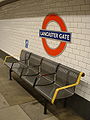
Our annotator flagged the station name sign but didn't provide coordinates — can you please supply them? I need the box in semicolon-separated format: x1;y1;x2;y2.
39;29;71;42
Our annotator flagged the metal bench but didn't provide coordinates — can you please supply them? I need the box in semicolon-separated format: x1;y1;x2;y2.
33;64;85;114
4;51;85;115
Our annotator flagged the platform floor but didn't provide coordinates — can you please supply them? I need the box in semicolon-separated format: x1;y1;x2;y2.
0;58;85;120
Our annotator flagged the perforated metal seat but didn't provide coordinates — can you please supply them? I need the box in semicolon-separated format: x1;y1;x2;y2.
21;75;37;86
40;58;58;73
11;50;31;76
35;80;73;101
21;53;42;86
4;50;31;79
33;58;59;98
39;58;59;80
28;53;43;73
12;63;26;76
22;57;58;87
35;64;84;103
34;77;58;100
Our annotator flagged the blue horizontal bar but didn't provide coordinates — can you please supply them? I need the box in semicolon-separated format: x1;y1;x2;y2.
39;30;71;42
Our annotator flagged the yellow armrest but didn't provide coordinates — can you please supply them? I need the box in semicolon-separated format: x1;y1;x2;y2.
51;72;84;104
3;55;19;64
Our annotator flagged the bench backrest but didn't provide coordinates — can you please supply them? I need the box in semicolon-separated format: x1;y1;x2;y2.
40;58;59;80
20;50;31;65
29;53;42;71
56;64;80;92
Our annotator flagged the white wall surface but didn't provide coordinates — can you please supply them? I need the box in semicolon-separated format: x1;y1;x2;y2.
0;0;90;101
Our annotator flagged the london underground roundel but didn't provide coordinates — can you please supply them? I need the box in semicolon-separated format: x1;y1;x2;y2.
39;14;71;56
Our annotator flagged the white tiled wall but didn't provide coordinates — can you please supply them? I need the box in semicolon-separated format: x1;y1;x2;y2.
0;0;90;101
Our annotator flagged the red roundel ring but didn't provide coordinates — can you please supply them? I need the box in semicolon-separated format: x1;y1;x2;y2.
42;14;67;56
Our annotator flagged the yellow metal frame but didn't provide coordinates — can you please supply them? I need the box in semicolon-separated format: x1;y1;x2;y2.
51;72;84;104
3;55;19;64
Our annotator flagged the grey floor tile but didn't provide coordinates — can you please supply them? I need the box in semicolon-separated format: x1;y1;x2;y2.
0;80;35;105
46;102;84;120
0;60;35;105
55;109;85;120
0;105;31;120
20;100;53;120
0;93;9;109
43;116;59;120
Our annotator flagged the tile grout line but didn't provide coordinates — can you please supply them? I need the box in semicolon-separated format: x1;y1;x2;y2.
19;104;32;120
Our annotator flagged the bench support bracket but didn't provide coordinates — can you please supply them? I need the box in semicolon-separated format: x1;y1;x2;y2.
9;69;12;80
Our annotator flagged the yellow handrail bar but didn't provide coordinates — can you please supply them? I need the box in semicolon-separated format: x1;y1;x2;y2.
51;72;84;104
3;55;19;64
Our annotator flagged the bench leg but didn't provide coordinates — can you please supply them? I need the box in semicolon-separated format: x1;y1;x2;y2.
44;99;48;114
9;69;12;80
33;78;38;88
64;98;67;108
